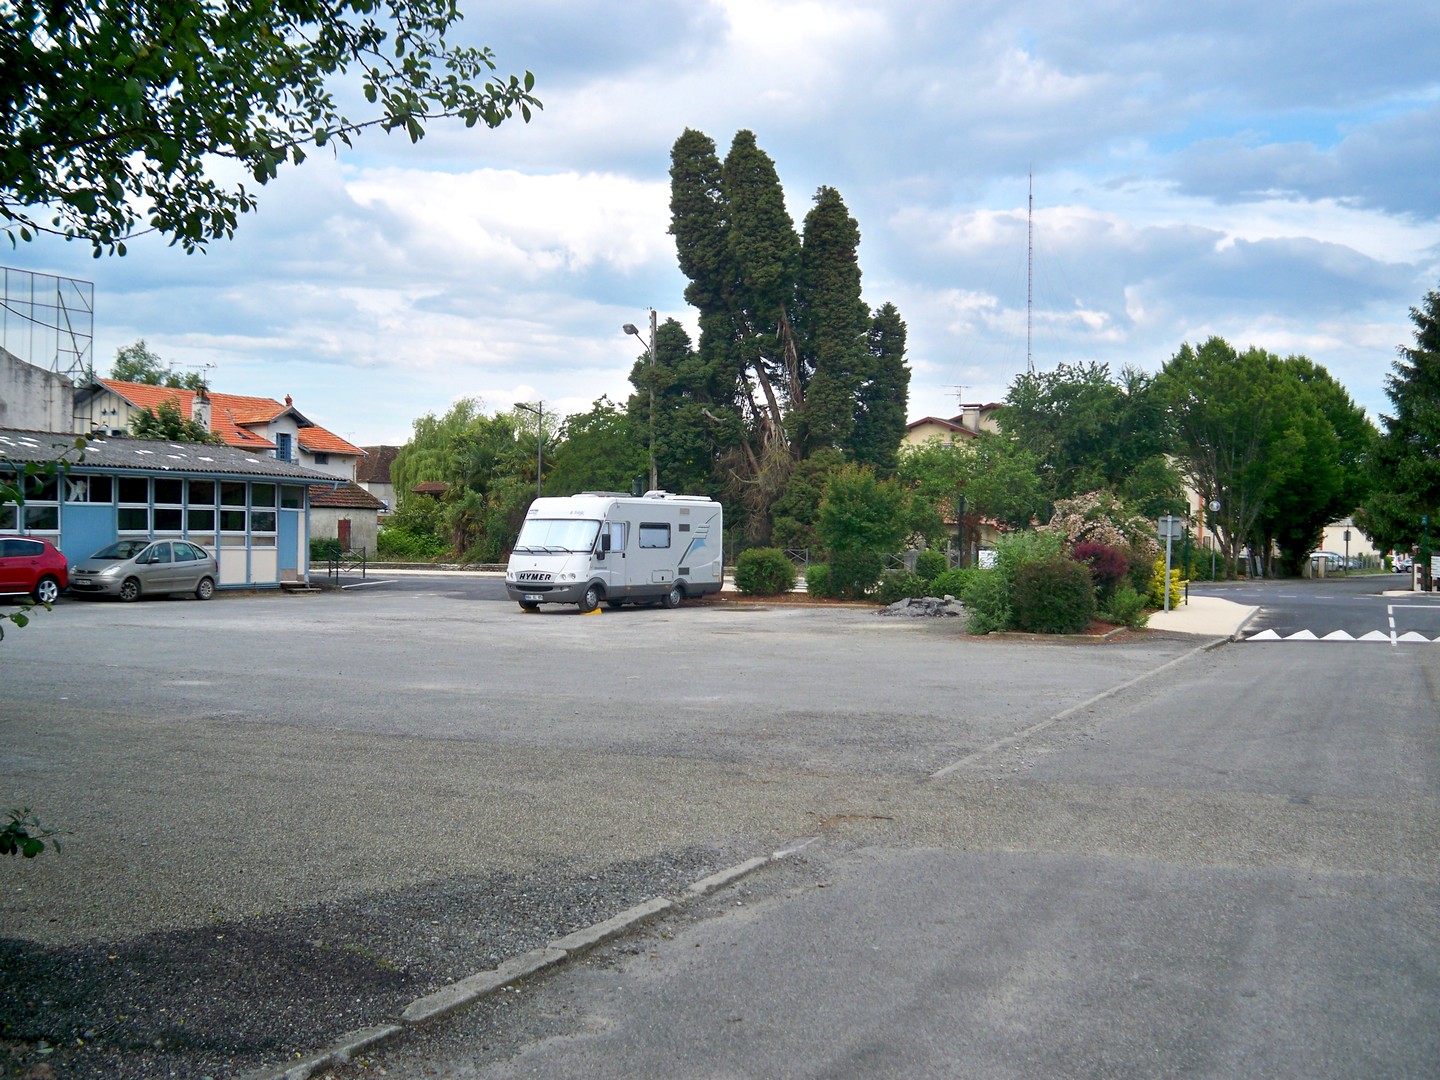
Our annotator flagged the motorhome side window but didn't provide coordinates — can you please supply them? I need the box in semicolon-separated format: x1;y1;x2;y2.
638;523;670;549
607;522;627;551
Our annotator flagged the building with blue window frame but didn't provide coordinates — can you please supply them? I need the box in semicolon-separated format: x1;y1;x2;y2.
1;428;337;589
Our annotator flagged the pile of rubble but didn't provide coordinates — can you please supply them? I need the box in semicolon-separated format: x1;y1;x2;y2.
877;595;966;617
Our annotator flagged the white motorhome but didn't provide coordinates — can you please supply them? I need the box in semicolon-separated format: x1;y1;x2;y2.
505;491;724;612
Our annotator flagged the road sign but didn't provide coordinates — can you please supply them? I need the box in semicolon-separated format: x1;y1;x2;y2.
1157;515;1184;539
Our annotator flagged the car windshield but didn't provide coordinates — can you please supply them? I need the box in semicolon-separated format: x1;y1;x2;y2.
512;518;601;554
89;540;152;560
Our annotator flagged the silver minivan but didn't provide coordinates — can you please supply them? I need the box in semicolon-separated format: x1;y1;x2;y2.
70;539;219;602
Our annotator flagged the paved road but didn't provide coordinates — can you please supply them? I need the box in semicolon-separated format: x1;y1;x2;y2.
1191;576;1440;642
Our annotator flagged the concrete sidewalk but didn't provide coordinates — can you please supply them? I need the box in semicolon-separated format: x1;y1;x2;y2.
1145;594;1258;637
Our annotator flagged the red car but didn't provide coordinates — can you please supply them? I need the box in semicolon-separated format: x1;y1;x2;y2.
0;535;69;604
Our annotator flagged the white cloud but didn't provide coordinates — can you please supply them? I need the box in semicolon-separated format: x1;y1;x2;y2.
6;0;1438;444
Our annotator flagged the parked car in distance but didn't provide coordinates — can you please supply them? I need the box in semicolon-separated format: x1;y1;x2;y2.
1309;550;1343;572
0;535;69;604
70;539;218;602
1392;553;1413;573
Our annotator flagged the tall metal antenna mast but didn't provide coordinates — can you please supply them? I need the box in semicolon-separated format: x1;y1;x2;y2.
1026;170;1034;375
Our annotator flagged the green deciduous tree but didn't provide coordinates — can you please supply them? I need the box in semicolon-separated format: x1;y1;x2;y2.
997;361;1179;511
1359;284;1440;552
2;0;538;252
546;397;647;496
817;464;911;596
130;399;224;444
1157;337;1369;574
389;398;533;561
1256;357;1375;573
110;340;207;390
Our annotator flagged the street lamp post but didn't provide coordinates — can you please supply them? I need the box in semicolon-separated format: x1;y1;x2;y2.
623;309;658;492
514;401;544;498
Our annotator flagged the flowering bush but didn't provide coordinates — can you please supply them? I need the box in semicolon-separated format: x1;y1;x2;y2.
1071;541;1131;600
1044;491;1159;565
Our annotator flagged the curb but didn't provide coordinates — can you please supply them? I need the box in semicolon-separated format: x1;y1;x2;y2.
247;838;818;1080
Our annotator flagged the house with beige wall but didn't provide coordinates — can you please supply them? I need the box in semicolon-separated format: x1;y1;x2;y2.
73;379;366;481
902;403;1003;448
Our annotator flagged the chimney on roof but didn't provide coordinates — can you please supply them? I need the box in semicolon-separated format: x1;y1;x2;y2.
192;387;211;430
285;394;293;407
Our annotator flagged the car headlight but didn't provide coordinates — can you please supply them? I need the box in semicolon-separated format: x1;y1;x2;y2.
100;565;121;577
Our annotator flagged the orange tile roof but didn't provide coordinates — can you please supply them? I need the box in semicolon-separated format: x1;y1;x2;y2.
100;379;361;457
298;427;364;456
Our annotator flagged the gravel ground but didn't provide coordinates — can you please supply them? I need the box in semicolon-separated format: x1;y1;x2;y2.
0;846;735;1080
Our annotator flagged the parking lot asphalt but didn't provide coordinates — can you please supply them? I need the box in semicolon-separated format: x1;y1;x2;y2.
0;588;1215;943
0;586;1242;1076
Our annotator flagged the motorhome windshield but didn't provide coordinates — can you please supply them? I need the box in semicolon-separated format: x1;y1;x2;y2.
513;518;601;554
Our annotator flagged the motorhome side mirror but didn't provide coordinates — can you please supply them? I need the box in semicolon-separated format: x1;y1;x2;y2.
601;533;611;552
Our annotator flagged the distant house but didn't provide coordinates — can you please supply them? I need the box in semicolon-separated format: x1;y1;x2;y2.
73;380;366;482
902;403;1003;447
357;444;400;511
309;481;388;554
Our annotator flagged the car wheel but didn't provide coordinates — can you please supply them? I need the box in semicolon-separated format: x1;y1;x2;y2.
119;577;141;603
518;600;540;612
195;577;215;601
33;575;61;605
664;583;684;609
579;584;602;613
606;599;625;610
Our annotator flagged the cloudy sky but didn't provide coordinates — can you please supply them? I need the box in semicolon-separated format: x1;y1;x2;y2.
7;0;1439;446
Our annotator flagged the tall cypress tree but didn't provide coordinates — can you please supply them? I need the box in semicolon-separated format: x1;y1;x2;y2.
851;302;910;471
660;127;909;540
793;185;868;456
1360;285;1440;549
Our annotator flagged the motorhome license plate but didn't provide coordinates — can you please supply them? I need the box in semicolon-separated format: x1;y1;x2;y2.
523;593;543;601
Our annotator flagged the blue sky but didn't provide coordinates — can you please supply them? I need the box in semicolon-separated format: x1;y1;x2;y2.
6;0;1439;446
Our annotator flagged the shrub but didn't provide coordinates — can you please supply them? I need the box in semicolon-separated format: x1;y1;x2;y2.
995;528;1064;579
377;525;447;561
961;530;1065;635
1012;556;1097;634
1071;541;1130;601
803;562;835;598
875;571;929;605
309;537;342;561
913;548;949;583
828;549;884;599
1101;583;1150;628
963;570;1011;635
1148;559;1187;609
735;548;798;596
930;567;977;601
1125;541;1155;591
